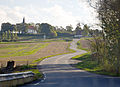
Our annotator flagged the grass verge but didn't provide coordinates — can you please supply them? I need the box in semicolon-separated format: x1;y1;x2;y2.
77;38;89;52
72;52;101;73
14;65;43;80
72;51;119;77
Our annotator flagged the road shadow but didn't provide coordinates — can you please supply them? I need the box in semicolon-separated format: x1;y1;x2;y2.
21;64;120;87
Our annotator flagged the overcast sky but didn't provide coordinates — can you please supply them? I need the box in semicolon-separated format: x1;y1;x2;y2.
0;0;100;29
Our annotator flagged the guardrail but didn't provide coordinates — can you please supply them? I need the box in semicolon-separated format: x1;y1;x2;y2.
0;71;35;87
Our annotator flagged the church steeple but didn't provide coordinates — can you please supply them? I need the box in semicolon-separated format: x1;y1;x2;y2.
23;17;25;24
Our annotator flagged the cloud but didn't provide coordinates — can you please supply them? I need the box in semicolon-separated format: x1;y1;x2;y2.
0;5;30;30
41;5;80;28
0;6;26;23
0;1;100;30
10;0;15;3
0;4;80;29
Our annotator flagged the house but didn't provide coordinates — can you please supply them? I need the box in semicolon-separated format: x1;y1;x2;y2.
27;26;37;34
74;35;83;38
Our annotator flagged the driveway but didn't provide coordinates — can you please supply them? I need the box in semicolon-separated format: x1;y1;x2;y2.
21;39;120;87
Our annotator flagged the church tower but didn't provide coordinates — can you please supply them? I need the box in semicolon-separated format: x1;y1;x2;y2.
23;17;25;24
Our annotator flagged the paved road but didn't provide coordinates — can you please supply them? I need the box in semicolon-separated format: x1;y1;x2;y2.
21;39;120;87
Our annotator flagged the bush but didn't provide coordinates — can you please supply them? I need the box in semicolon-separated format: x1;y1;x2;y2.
20;65;33;70
64;38;73;42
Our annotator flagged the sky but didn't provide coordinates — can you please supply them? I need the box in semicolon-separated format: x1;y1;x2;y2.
0;0;100;30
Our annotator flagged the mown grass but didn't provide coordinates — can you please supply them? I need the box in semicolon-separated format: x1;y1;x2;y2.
72;52;100;72
0;43;49;58
72;52;120;76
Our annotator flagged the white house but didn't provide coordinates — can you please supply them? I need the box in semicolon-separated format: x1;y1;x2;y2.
27;26;37;34
74;35;83;38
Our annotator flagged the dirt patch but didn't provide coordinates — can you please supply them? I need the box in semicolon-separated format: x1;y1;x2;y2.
0;42;70;67
80;39;90;49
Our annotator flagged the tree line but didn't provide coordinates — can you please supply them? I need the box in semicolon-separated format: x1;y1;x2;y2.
0;20;101;42
88;0;120;75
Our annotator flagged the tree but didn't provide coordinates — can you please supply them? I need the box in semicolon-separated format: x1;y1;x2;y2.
8;30;11;41
1;25;18;42
1;23;13;32
16;23;28;34
74;23;82;35
36;23;41;33
40;23;57;37
56;26;67;33
82;24;90;36
11;31;15;41
97;0;120;75
2;32;5;41
5;31;8;41
88;0;120;75
14;26;18;41
66;25;73;33
51;28;57;37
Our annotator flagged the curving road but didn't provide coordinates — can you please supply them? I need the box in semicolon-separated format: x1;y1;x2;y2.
21;39;120;87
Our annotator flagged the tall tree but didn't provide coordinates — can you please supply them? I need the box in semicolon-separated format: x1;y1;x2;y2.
2;32;5;41
74;23;82;35
1;23;13;32
66;25;73;33
88;0;120;75
8;30;11;41
14;26;18;41
36;23;41;33
40;23;57;37
82;24;90;36
16;23;28;34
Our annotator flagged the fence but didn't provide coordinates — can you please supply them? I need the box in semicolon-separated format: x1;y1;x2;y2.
0;71;35;87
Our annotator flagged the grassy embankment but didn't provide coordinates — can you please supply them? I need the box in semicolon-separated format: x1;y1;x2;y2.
14;65;43;80
72;38;119;76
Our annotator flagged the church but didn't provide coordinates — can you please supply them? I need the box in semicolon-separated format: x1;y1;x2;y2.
16;17;37;34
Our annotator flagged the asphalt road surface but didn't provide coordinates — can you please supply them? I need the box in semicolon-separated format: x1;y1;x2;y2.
21;39;120;87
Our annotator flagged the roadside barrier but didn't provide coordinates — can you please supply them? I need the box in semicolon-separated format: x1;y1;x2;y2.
0;71;35;87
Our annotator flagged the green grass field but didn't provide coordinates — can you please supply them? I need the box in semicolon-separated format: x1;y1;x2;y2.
0;43;49;58
0;39;74;67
